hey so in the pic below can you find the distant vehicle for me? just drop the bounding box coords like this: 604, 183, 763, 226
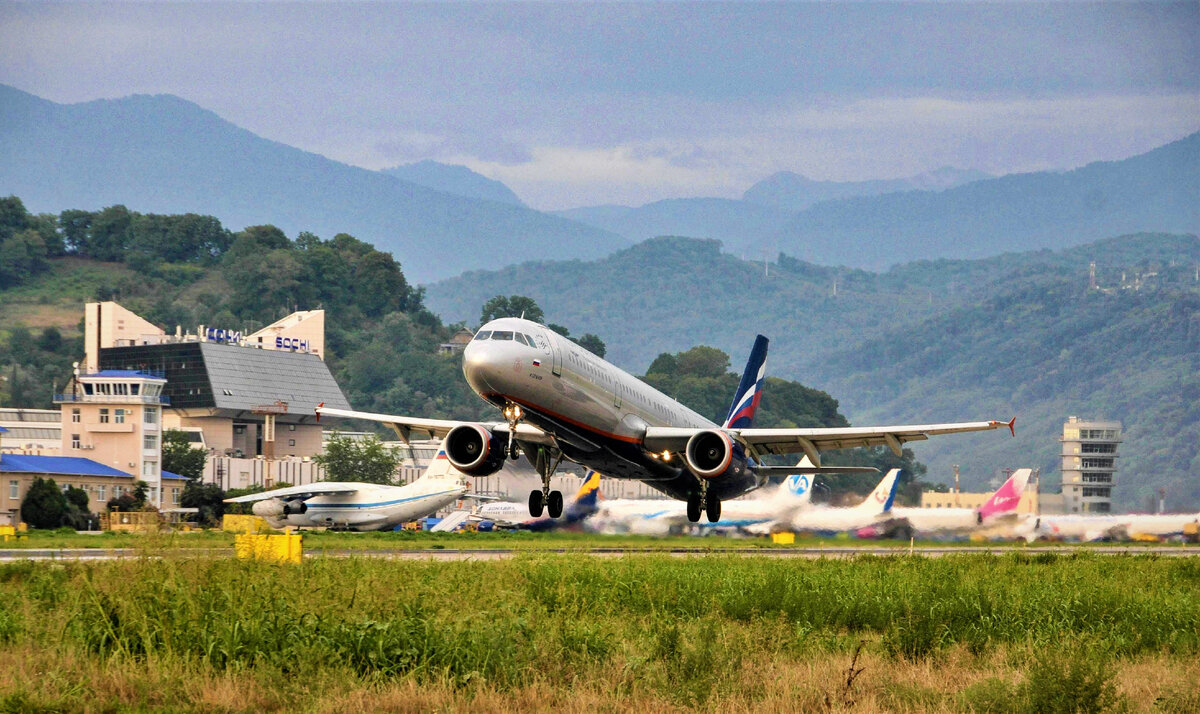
770, 469, 904, 536
892, 469, 1032, 536
224, 449, 478, 531
1029, 511, 1200, 542
465, 470, 602, 531
585, 457, 876, 535
318, 318, 1014, 523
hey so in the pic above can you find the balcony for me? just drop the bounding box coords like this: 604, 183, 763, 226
86, 421, 134, 433
55, 393, 170, 405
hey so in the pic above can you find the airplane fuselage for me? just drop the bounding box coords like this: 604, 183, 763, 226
258, 481, 466, 531
463, 318, 765, 501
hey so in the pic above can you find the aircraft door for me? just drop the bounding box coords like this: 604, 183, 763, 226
539, 328, 562, 377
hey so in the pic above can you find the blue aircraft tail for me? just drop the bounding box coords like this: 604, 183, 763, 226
723, 335, 769, 429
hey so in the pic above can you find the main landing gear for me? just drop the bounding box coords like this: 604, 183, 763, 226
506, 402, 564, 519
686, 479, 721, 523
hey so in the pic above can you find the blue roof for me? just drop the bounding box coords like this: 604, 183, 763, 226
0, 426, 7, 433
161, 470, 190, 480
0, 454, 132, 478
85, 370, 166, 380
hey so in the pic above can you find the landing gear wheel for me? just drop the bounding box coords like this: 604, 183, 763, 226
686, 495, 702, 523
547, 490, 564, 518
528, 490, 545, 518
705, 497, 722, 523
508, 443, 520, 461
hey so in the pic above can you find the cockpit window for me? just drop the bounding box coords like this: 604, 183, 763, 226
475, 331, 492, 341
522, 333, 537, 346
491, 330, 514, 341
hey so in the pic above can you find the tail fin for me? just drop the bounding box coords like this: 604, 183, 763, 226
853, 469, 900, 513
976, 468, 1031, 520
723, 335, 769, 429
774, 456, 816, 506
565, 470, 603, 522
417, 449, 461, 482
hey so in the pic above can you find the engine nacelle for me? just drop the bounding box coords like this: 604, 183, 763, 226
684, 430, 747, 480
252, 498, 285, 518
444, 423, 506, 477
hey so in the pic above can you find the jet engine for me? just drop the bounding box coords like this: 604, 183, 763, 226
684, 430, 747, 480
444, 423, 506, 476
251, 498, 307, 519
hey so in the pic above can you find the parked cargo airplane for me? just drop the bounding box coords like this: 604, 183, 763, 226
317, 318, 1014, 523
224, 448, 472, 531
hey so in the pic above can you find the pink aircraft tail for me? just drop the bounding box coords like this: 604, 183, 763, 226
976, 468, 1031, 521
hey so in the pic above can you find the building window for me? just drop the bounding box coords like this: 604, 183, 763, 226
71, 408, 80, 423
8, 481, 17, 500
144, 408, 158, 424
143, 461, 157, 477
130, 384, 139, 395
71, 434, 81, 449
115, 408, 126, 424
97, 485, 106, 502
113, 486, 123, 499
171, 488, 180, 505
99, 408, 110, 424
288, 439, 296, 447
144, 434, 157, 450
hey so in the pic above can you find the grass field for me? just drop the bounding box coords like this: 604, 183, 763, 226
0, 553, 1196, 712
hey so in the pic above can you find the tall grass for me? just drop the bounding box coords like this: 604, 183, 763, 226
0, 553, 1194, 711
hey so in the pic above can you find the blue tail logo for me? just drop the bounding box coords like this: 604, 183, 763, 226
784, 474, 810, 497
723, 335, 769, 429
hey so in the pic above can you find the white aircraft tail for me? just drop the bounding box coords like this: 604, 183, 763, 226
852, 469, 900, 513
413, 448, 467, 485
773, 456, 817, 507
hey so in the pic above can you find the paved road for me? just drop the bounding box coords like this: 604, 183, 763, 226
3, 545, 1199, 561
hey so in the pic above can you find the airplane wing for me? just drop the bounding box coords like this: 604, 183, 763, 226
314, 405, 556, 445
224, 482, 362, 503
643, 418, 1014, 463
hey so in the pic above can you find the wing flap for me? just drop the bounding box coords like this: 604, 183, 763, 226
314, 406, 555, 445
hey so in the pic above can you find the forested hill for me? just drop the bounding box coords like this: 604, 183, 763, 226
426, 233, 1200, 508
0, 84, 622, 283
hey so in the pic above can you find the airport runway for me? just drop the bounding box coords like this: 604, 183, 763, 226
3, 545, 1200, 561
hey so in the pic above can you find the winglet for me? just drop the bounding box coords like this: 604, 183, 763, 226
1007, 417, 1016, 437
315, 402, 324, 423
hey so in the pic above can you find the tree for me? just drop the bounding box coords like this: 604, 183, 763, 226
181, 480, 226, 526
313, 433, 402, 485
65, 485, 88, 512
131, 481, 149, 509
36, 327, 63, 353
162, 429, 207, 480
575, 333, 607, 358
480, 295, 544, 325
20, 477, 67, 529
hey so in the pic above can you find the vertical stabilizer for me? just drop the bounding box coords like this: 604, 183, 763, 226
723, 335, 769, 429
853, 469, 900, 513
976, 468, 1031, 520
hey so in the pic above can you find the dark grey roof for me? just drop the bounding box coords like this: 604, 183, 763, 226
198, 343, 351, 416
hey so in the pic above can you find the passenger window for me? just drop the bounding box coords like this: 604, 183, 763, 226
475, 331, 492, 341
492, 331, 514, 341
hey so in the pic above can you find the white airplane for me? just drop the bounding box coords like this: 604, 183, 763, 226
468, 471, 602, 530
1029, 511, 1200, 542
892, 469, 1032, 536
772, 469, 904, 536
316, 317, 1014, 523
224, 449, 473, 531
585, 458, 875, 535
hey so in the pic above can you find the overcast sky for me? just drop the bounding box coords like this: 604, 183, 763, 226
2, 2, 1197, 210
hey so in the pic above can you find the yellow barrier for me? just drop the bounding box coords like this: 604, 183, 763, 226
0, 525, 27, 543
222, 514, 273, 534
771, 532, 796, 545
234, 533, 303, 564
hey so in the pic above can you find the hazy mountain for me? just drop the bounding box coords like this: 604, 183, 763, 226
0, 84, 624, 283
774, 133, 1200, 270
743, 166, 992, 212
380, 160, 526, 207
426, 232, 1200, 509
553, 198, 794, 256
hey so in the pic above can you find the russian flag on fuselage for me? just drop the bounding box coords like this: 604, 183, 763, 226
722, 335, 769, 429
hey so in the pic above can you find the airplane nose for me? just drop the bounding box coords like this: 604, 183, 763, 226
462, 342, 495, 394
